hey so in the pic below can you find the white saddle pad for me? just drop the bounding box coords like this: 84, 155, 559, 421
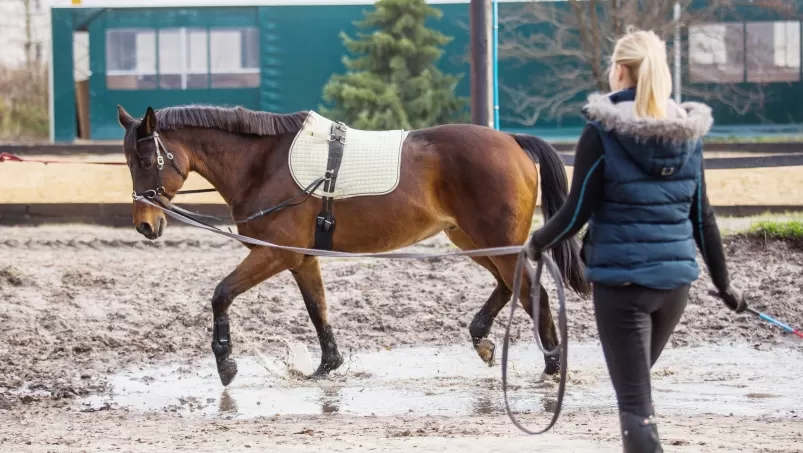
288, 111, 409, 199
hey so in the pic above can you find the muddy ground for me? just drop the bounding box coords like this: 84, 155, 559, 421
0, 224, 802, 452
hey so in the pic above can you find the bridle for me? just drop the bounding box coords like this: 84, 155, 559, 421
131, 131, 206, 200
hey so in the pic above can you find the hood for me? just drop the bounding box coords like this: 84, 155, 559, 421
581, 90, 713, 177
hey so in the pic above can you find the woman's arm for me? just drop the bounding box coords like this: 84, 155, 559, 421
690, 159, 731, 292
528, 124, 605, 251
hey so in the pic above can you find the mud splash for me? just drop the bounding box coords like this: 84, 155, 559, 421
78, 342, 803, 420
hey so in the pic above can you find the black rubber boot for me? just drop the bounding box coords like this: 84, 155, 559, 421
620, 412, 663, 453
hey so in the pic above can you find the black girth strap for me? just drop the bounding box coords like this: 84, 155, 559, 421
314, 121, 347, 250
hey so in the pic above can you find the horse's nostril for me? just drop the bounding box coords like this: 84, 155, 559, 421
137, 223, 154, 237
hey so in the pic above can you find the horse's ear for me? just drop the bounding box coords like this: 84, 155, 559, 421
117, 105, 134, 129
143, 106, 157, 134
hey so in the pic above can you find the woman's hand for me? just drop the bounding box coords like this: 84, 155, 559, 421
525, 236, 542, 261
720, 284, 748, 313
708, 284, 747, 313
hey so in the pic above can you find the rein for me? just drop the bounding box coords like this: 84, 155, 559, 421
134, 194, 569, 435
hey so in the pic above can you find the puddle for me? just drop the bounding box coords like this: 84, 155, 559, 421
79, 342, 803, 419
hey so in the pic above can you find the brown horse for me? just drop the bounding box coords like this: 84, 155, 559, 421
116, 104, 589, 386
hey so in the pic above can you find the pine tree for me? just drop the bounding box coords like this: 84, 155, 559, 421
319, 0, 468, 130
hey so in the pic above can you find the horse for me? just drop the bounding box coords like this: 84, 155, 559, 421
116, 104, 590, 386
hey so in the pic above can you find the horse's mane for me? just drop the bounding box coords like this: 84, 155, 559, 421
155, 105, 310, 136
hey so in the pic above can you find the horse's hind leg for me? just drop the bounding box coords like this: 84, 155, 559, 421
290, 256, 344, 378
470, 279, 512, 365
447, 228, 560, 378
211, 247, 302, 386
445, 229, 512, 366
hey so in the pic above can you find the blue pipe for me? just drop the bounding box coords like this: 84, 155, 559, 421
492, 0, 499, 130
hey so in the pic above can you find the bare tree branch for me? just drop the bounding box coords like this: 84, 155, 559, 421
499, 0, 800, 128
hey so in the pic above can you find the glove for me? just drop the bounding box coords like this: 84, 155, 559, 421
713, 284, 748, 314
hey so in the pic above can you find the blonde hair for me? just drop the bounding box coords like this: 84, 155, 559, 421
611, 26, 673, 119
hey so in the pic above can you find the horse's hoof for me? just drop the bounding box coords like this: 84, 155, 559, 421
217, 358, 238, 386
309, 353, 344, 379
542, 353, 560, 374
474, 339, 496, 366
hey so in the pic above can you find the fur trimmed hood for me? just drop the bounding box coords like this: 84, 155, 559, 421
582, 92, 714, 144
581, 90, 713, 177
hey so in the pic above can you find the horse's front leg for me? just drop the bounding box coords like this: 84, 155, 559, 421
290, 256, 344, 378
212, 246, 301, 386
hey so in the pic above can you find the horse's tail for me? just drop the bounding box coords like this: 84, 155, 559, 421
510, 133, 590, 297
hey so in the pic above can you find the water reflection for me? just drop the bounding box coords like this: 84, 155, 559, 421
542, 396, 557, 414
219, 389, 238, 414
320, 386, 341, 414
471, 394, 495, 415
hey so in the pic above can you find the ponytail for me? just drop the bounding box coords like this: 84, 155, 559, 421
614, 28, 673, 119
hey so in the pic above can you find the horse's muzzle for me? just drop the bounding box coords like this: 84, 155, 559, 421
136, 217, 165, 240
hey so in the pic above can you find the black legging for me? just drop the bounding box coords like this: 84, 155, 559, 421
593, 282, 690, 417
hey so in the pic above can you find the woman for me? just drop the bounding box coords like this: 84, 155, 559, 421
525, 28, 748, 452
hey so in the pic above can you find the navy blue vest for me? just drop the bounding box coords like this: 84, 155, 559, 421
583, 92, 703, 290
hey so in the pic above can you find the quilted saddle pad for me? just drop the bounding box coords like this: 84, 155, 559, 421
288, 111, 409, 199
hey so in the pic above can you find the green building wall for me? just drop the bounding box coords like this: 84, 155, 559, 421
50, 2, 803, 143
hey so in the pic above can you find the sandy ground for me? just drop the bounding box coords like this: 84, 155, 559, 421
3, 410, 802, 453
1, 224, 802, 452
2, 155, 802, 206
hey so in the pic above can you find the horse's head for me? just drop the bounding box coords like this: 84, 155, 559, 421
118, 105, 189, 240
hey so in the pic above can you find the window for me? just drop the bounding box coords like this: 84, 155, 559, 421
186, 29, 210, 88
688, 23, 745, 83
746, 21, 800, 83
106, 26, 259, 90
106, 29, 157, 90
157, 28, 208, 89
158, 28, 182, 89
209, 28, 260, 88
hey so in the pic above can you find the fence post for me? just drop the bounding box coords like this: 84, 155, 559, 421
470, 0, 493, 128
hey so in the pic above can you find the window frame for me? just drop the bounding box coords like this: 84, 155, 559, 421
104, 25, 261, 91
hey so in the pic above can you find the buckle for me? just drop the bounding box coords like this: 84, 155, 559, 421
327, 134, 346, 145
316, 214, 335, 232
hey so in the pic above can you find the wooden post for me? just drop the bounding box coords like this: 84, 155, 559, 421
470, 0, 493, 128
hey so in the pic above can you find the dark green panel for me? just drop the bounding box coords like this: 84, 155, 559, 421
51, 8, 75, 143
99, 7, 257, 28
257, 9, 281, 111
431, 4, 472, 104
260, 5, 372, 114
88, 13, 106, 140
